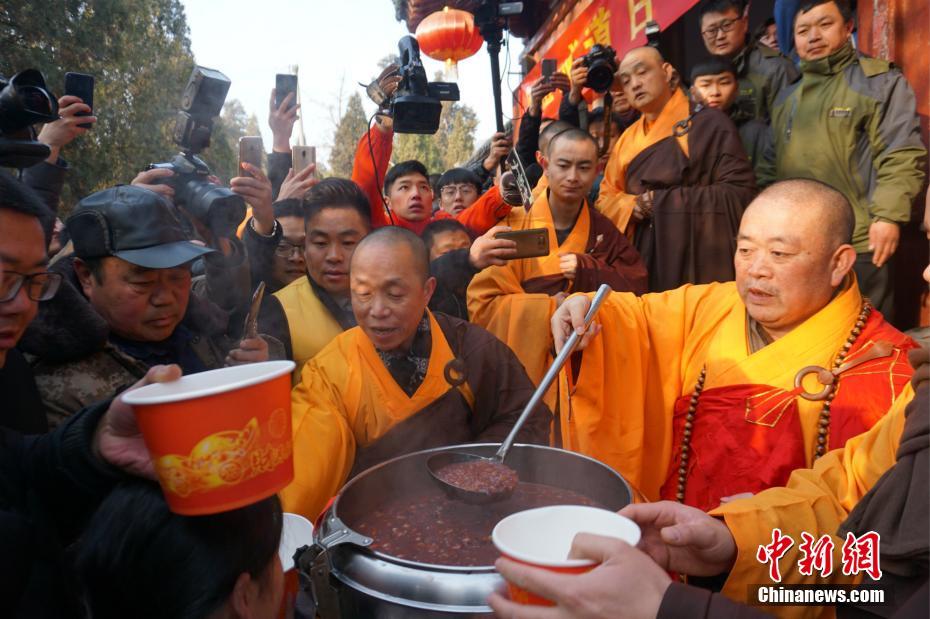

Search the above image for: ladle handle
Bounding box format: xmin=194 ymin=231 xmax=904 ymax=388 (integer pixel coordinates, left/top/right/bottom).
xmin=494 ymin=284 xmax=612 ymax=461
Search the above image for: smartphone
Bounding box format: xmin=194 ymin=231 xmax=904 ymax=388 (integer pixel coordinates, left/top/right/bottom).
xmin=541 ymin=58 xmax=557 ymax=80
xmin=495 ymin=228 xmax=550 ymax=260
xmin=64 ymin=72 xmax=94 ymax=129
xmin=275 ymin=73 xmax=298 ymax=111
xmin=291 ymin=145 xmax=316 ymax=175
xmin=238 ymin=136 xmax=264 ymax=177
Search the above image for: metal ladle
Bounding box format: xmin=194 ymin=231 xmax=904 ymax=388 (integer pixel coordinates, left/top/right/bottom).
xmin=427 ymin=284 xmax=612 ymax=504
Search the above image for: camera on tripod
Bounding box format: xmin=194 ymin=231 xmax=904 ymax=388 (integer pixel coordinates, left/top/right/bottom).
xmin=148 ymin=66 xmax=246 ymax=239
xmin=388 ymin=36 xmax=460 ymax=135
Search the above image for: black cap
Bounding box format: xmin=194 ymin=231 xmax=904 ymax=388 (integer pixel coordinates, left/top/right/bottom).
xmin=66 ymin=185 xmax=214 ymax=269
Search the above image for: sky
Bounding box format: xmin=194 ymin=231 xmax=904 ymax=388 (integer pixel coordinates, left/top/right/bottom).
xmin=180 ymin=0 xmax=526 ymax=163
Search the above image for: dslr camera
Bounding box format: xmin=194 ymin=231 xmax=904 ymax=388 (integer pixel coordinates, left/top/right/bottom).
xmin=148 ymin=66 xmax=245 ymax=239
xmin=389 ymin=36 xmax=460 ymax=134
xmin=581 ymin=44 xmax=619 ymax=94
xmin=0 ymin=69 xmax=59 ymax=168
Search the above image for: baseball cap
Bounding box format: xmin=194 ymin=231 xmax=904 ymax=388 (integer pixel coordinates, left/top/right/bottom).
xmin=66 ymin=185 xmax=214 ymax=269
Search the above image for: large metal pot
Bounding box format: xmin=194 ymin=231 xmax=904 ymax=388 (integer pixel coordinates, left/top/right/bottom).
xmin=296 ymin=443 xmax=633 ymax=618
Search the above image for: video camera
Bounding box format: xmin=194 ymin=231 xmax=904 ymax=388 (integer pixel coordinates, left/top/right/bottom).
xmin=581 ymin=44 xmax=619 ymax=94
xmin=0 ymin=69 xmax=59 ymax=168
xmin=148 ymin=66 xmax=245 ymax=240
xmin=389 ymin=36 xmax=460 ymax=135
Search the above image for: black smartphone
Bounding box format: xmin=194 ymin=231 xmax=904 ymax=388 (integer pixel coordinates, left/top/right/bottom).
xmin=541 ymin=58 xmax=557 ymax=80
xmin=275 ymin=74 xmax=298 ymax=111
xmin=64 ymin=72 xmax=94 ymax=129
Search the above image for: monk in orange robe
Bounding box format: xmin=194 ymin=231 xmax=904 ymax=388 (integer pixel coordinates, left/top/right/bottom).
xmin=597 ymin=47 xmax=756 ymax=292
xmin=467 ymin=129 xmax=647 ymax=407
xmin=552 ymin=179 xmax=915 ymax=512
xmin=281 ymin=227 xmax=548 ymax=520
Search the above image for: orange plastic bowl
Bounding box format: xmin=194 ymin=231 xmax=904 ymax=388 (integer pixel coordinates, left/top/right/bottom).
xmin=123 ymin=361 xmax=296 ymax=515
xmin=492 ymin=505 xmax=641 ymax=606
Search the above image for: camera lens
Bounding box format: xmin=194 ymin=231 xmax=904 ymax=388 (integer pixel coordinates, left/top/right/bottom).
xmin=19 ymin=86 xmax=54 ymax=116
xmin=587 ymin=63 xmax=614 ymax=94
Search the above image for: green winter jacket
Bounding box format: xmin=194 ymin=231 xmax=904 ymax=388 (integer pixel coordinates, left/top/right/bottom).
xmin=771 ymin=42 xmax=926 ymax=252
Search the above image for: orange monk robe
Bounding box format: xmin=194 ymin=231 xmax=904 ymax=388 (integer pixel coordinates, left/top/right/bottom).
xmin=709 ymin=384 xmax=916 ymax=619
xmin=350 ymin=127 xmax=510 ymax=235
xmin=559 ymin=278 xmax=915 ymax=509
xmin=468 ymin=192 xmax=647 ymax=409
xmin=280 ymin=310 xmax=549 ymax=520
xmin=595 ymin=89 xmax=691 ymax=232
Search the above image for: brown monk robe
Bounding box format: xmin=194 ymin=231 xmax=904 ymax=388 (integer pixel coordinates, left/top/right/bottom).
xmin=598 ymin=47 xmax=756 ymax=292
xmin=281 ymin=227 xmax=549 ymax=520
xmin=468 ymin=129 xmax=647 ymax=407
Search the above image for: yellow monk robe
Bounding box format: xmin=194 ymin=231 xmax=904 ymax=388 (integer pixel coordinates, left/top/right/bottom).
xmin=531 ymin=174 xmax=548 ymax=202
xmin=559 ymin=278 xmax=915 ymax=509
xmin=272 ymin=275 xmax=344 ymax=377
xmin=280 ymin=310 xmax=550 ymax=519
xmin=595 ymin=88 xmax=691 ymax=232
xmin=710 ymin=383 xmax=917 ymax=619
xmin=468 ymin=193 xmax=588 ymax=395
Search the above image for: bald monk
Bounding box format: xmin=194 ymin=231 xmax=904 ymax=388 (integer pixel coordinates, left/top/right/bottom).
xmin=468 ymin=129 xmax=647 ymax=407
xmin=551 ymin=180 xmax=915 ymax=512
xmin=597 ymin=46 xmax=756 ymax=292
xmin=281 ymin=227 xmax=549 ymax=519
xmin=529 ymin=120 xmax=575 ymax=202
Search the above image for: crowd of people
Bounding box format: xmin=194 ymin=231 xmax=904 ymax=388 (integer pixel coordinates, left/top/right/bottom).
xmin=1 ymin=0 xmax=928 ymax=617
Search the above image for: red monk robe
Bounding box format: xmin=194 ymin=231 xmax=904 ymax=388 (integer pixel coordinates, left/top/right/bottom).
xmin=351 ymin=126 xmax=510 ymax=235
xmin=467 ymin=191 xmax=647 ymax=409
xmin=560 ymin=277 xmax=915 ymax=511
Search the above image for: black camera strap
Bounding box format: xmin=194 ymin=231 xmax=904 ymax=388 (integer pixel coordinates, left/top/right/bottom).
xmin=365 ymin=112 xmax=396 ymax=226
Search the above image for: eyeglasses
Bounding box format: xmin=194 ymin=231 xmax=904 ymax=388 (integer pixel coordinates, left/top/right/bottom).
xmin=274 ymin=241 xmax=304 ymax=258
xmin=0 ymin=271 xmax=63 ymax=303
xmin=440 ymin=184 xmax=478 ymax=198
xmin=701 ymin=18 xmax=740 ymax=40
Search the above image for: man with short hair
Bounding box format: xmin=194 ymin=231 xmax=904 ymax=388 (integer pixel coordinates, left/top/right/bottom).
xmin=690 ymin=58 xmax=776 ymax=187
xmin=281 ymin=227 xmax=549 ymax=519
xmin=551 ymin=179 xmax=915 ymax=512
xmin=597 ymin=46 xmax=757 ymax=292
xmin=0 ymin=172 xmax=60 ymax=433
xmin=258 ymin=178 xmax=371 ymax=375
xmin=422 ymin=218 xmax=472 ymax=261
xmin=23 ymin=185 xmax=272 ymax=426
xmin=244 ymin=198 xmax=307 ymax=293
xmin=699 ymin=0 xmax=799 ymax=123
xmin=771 ymin=0 xmax=926 ymax=316
xmin=435 ymin=167 xmax=482 ymax=217
xmin=469 ymin=128 xmax=647 ymax=405
xmin=352 ymin=113 xmax=515 ymax=236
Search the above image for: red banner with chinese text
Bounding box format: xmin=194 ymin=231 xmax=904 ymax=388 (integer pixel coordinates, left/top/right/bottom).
xmin=514 ymin=0 xmax=700 ymax=120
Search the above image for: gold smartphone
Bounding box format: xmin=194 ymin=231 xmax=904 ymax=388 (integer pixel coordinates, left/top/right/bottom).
xmin=292 ymin=145 xmax=316 ymax=175
xmin=238 ymin=136 xmax=264 ymax=177
xmin=495 ymin=227 xmax=550 ymax=259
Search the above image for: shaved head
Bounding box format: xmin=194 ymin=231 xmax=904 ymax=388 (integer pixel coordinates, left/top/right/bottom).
xmin=617 ymin=47 xmax=675 ymax=118
xmin=622 ymin=45 xmax=666 ymax=67
xmin=538 ymin=120 xmax=574 ymax=156
xmin=753 ymin=179 xmax=855 ymax=251
xmin=353 ymin=225 xmax=430 ymax=283
xmin=735 ymin=178 xmax=857 ymax=340
xmin=548 ymin=127 xmax=599 ymax=157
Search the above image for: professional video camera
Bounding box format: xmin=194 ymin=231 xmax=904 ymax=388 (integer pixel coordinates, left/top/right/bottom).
xmin=389 ymin=36 xmax=460 ymax=135
xmin=0 ymin=69 xmax=59 ymax=168
xmin=148 ymin=66 xmax=245 ymax=239
xmin=581 ymin=44 xmax=619 ymax=94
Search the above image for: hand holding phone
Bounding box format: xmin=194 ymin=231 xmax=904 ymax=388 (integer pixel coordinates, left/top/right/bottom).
xmin=64 ymin=72 xmax=94 ymax=129
xmin=275 ymin=74 xmax=298 ymax=111
xmin=291 ymin=145 xmax=316 ymax=175
xmin=542 ymin=58 xmax=557 ymax=81
xmin=494 ymin=227 xmax=550 ymax=259
xmin=238 ymin=136 xmax=264 ymax=177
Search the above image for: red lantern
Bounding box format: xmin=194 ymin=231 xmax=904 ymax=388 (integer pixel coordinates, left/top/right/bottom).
xmin=415 ymin=7 xmax=484 ymax=78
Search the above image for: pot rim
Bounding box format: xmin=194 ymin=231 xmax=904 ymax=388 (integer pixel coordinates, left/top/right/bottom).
xmin=323 ymin=442 xmax=633 ymax=570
